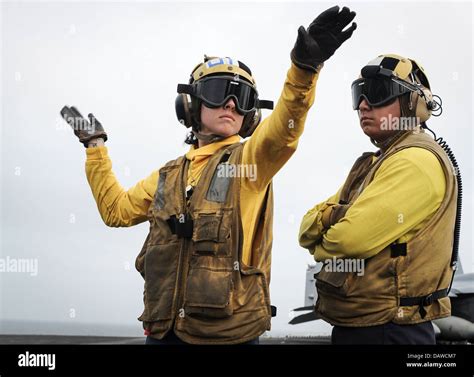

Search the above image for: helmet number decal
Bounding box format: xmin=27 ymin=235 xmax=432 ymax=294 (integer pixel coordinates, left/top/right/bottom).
xmin=206 ymin=57 xmax=236 ymax=68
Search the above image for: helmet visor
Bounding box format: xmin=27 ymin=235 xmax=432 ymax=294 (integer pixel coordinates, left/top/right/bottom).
xmin=195 ymin=77 xmax=257 ymax=114
xmin=351 ymin=77 xmax=412 ymax=110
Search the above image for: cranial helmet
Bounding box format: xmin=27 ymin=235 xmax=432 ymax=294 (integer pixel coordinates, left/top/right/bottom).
xmin=351 ymin=53 xmax=441 ymax=123
xmin=175 ymin=55 xmax=273 ymax=140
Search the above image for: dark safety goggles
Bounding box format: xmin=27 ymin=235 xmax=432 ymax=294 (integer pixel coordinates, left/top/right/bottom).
xmin=177 ymin=76 xmax=273 ymax=115
xmin=351 ymin=77 xmax=416 ymax=110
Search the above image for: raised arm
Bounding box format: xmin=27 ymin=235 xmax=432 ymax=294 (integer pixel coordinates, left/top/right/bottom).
xmin=242 ymin=64 xmax=319 ymax=191
xmin=242 ymin=6 xmax=357 ymax=191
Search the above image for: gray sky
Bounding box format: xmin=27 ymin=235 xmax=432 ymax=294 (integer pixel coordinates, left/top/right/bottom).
xmin=1 ymin=0 xmax=472 ymax=337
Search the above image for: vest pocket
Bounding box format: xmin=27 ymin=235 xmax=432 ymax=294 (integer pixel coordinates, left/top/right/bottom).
xmin=315 ymin=269 xmax=349 ymax=297
xmin=184 ymin=265 xmax=234 ymax=319
xmin=140 ymin=243 xmax=180 ymax=321
xmin=192 ymin=210 xmax=231 ymax=256
xmin=149 ymin=208 xmax=178 ymax=245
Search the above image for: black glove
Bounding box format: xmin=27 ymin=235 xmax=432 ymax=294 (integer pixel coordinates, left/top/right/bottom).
xmin=291 ymin=5 xmax=357 ymax=72
xmin=60 ymin=105 xmax=108 ymax=147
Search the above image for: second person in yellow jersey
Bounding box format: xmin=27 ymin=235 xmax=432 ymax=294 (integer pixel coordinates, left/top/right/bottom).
xmin=60 ymin=6 xmax=357 ymax=344
xmin=299 ymin=54 xmax=458 ymax=345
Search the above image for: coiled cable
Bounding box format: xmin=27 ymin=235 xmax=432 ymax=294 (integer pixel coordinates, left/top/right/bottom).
xmin=421 ymin=122 xmax=462 ymax=293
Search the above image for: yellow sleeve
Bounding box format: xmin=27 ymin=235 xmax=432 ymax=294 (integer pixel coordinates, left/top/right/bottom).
xmin=314 ymin=147 xmax=446 ymax=261
xmin=242 ymin=63 xmax=319 ymax=191
xmin=298 ymin=188 xmax=342 ymax=252
xmin=85 ymin=146 xmax=159 ymax=227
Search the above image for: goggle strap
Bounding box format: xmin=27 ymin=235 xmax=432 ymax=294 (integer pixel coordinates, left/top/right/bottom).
xmin=177 ymin=84 xmax=194 ymax=95
xmin=257 ymin=99 xmax=274 ymax=110
xmin=391 ymin=77 xmax=419 ymax=93
xmin=361 ymin=65 xmax=393 ymax=79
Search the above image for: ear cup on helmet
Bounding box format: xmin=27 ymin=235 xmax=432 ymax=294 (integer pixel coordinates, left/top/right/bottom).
xmin=175 ymin=94 xmax=193 ymax=128
xmin=417 ymin=87 xmax=433 ymax=123
xmin=409 ymin=87 xmax=433 ymax=124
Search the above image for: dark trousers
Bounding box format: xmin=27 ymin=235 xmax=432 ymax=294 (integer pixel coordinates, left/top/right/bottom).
xmin=145 ymin=331 xmax=260 ymax=345
xmin=331 ymin=321 xmax=436 ymax=345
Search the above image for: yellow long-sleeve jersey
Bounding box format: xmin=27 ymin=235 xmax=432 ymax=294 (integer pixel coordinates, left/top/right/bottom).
xmin=298 ymin=147 xmax=446 ymax=261
xmin=85 ymin=64 xmax=319 ymax=266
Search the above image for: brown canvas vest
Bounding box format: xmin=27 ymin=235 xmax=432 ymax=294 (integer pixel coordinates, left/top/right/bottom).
xmin=315 ymin=130 xmax=458 ymax=326
xmin=135 ymin=142 xmax=274 ymax=344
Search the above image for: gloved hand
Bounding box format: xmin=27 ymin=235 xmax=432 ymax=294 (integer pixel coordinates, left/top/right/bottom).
xmin=321 ymin=203 xmax=351 ymax=229
xmin=60 ymin=105 xmax=108 ymax=147
xmin=291 ymin=5 xmax=357 ymax=72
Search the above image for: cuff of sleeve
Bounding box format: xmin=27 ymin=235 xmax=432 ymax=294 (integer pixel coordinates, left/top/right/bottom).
xmin=321 ymin=202 xmax=338 ymax=229
xmin=86 ymin=146 xmax=109 ymax=160
xmin=315 ymin=201 xmax=333 ymax=229
xmin=314 ymin=244 xmax=331 ymax=262
xmin=288 ymin=62 xmax=321 ymax=86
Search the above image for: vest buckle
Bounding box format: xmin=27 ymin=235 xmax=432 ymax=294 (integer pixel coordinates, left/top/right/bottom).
xmin=390 ymin=243 xmax=407 ymax=258
xmin=422 ymin=293 xmax=434 ymax=306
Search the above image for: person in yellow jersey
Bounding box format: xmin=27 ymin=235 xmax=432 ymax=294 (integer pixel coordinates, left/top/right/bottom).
xmin=299 ymin=54 xmax=459 ymax=344
xmin=60 ymin=6 xmax=357 ymax=344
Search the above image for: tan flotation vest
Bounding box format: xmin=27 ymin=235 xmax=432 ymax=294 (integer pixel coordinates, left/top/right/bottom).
xmin=315 ymin=129 xmax=458 ymax=326
xmin=135 ymin=142 xmax=274 ymax=344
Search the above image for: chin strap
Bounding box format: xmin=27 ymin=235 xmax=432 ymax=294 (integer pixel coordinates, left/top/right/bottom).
xmin=191 ymin=130 xmax=230 ymax=143
xmin=370 ymin=130 xmax=407 ymax=152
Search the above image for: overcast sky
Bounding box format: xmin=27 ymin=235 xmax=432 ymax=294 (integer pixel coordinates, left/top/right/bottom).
xmin=1 ymin=0 xmax=472 ymax=338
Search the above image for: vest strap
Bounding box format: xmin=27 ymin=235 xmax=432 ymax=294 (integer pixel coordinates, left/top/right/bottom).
xmin=390 ymin=243 xmax=407 ymax=257
xmin=399 ymin=288 xmax=449 ymax=319
xmin=166 ymin=214 xmax=194 ymax=238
